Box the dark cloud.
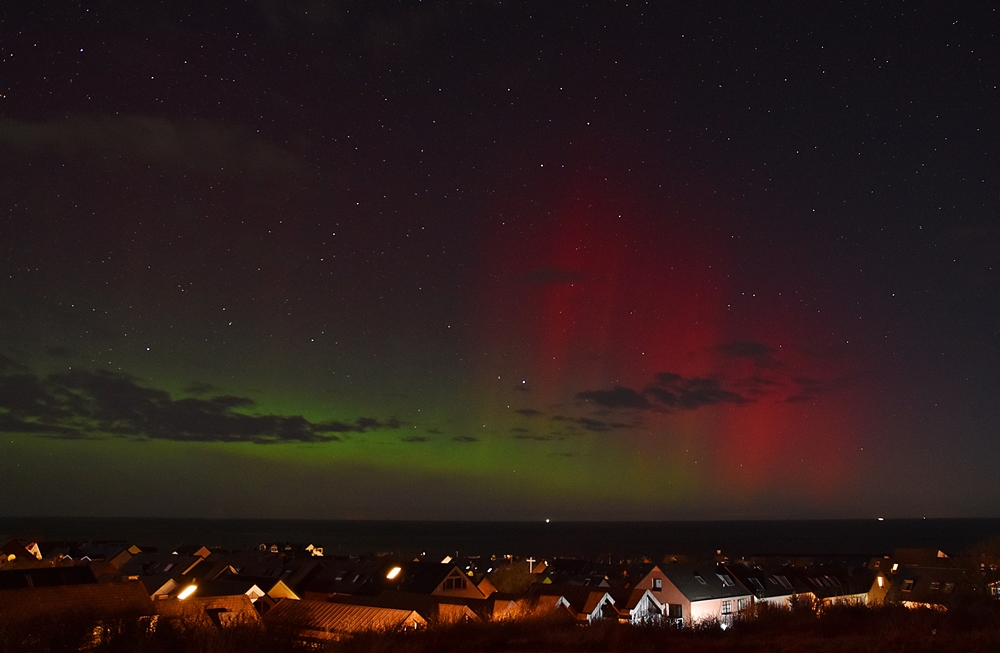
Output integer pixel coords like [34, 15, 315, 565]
[0, 368, 399, 444]
[646, 373, 749, 409]
[183, 382, 217, 396]
[715, 339, 779, 367]
[576, 386, 650, 410]
[576, 372, 749, 413]
[452, 435, 479, 443]
[733, 375, 781, 397]
[515, 408, 542, 417]
[549, 414, 628, 433]
[401, 435, 429, 443]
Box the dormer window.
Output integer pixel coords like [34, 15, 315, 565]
[695, 574, 707, 585]
[717, 574, 735, 587]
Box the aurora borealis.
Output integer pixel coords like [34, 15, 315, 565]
[2, 2, 999, 520]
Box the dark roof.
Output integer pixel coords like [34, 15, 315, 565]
[331, 590, 481, 623]
[530, 582, 613, 615]
[265, 598, 426, 639]
[0, 580, 154, 624]
[886, 566, 970, 606]
[660, 563, 752, 601]
[300, 557, 385, 596]
[0, 565, 97, 590]
[724, 563, 804, 600]
[157, 595, 260, 628]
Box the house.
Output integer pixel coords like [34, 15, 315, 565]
[0, 579, 154, 625]
[156, 594, 261, 630]
[883, 566, 968, 610]
[724, 562, 814, 608]
[371, 561, 491, 600]
[531, 583, 619, 624]
[487, 591, 575, 621]
[0, 564, 98, 590]
[608, 587, 665, 624]
[331, 590, 481, 624]
[0, 539, 42, 564]
[264, 599, 426, 643]
[113, 546, 234, 600]
[783, 563, 872, 607]
[299, 557, 387, 600]
[658, 563, 753, 626]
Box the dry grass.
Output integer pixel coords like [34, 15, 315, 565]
[3, 603, 1000, 653]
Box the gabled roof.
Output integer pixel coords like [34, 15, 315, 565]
[886, 566, 969, 606]
[331, 590, 481, 623]
[157, 594, 260, 628]
[608, 587, 664, 613]
[0, 580, 154, 624]
[531, 582, 614, 617]
[660, 563, 752, 601]
[265, 598, 426, 640]
[300, 557, 385, 596]
[724, 563, 804, 600]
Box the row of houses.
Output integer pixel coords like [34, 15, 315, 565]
[1, 537, 997, 645]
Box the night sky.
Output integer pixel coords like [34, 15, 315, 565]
[2, 2, 998, 520]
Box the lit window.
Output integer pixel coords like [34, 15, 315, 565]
[721, 600, 732, 615]
[177, 585, 197, 600]
[386, 567, 402, 580]
[653, 578, 662, 591]
[877, 576, 884, 588]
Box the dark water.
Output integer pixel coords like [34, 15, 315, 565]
[3, 517, 999, 560]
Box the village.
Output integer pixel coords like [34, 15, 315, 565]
[2, 533, 999, 649]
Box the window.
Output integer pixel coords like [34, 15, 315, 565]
[929, 582, 940, 592]
[668, 604, 683, 618]
[750, 578, 765, 591]
[717, 574, 735, 587]
[943, 583, 955, 594]
[694, 574, 707, 585]
[443, 577, 467, 590]
[901, 579, 914, 592]
[721, 600, 732, 615]
[737, 598, 749, 611]
[652, 578, 662, 592]
[775, 576, 793, 590]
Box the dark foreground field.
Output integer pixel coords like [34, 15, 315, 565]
[3, 604, 1000, 653]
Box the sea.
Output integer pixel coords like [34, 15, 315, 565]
[3, 517, 1000, 561]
